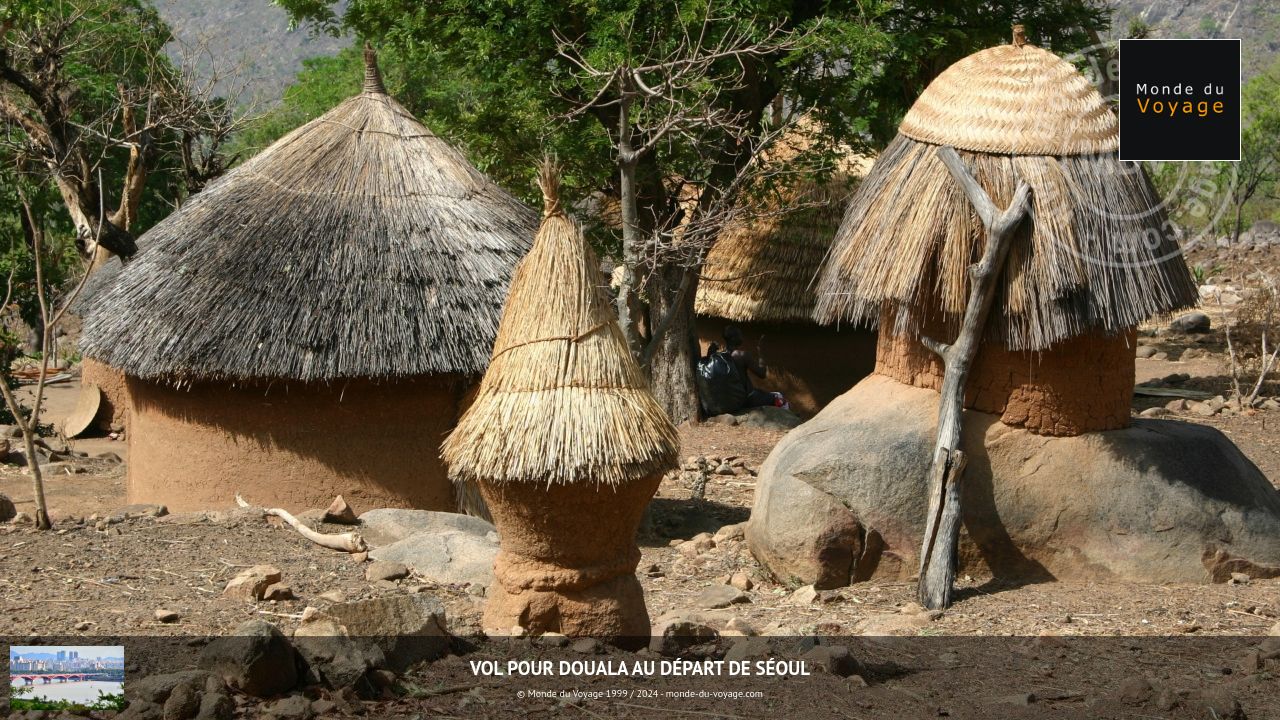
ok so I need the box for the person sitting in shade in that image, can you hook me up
[698,325,788,415]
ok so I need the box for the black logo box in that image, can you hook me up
[1119,38,1241,162]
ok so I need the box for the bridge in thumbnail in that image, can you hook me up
[9,672,120,685]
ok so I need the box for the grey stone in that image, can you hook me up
[293,615,384,691]
[322,593,449,672]
[264,694,315,720]
[802,644,861,677]
[364,561,410,583]
[0,492,14,522]
[707,413,738,426]
[649,614,718,656]
[747,375,1280,588]
[199,619,298,697]
[697,584,750,609]
[737,405,803,430]
[1169,311,1211,334]
[723,637,774,662]
[1139,407,1171,417]
[357,508,494,548]
[154,608,181,623]
[368,529,496,588]
[1135,345,1158,359]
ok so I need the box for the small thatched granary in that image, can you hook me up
[695,138,876,416]
[748,35,1280,588]
[443,165,678,644]
[813,37,1197,434]
[78,48,536,512]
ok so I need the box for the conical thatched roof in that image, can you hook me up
[695,129,872,324]
[79,47,537,382]
[442,165,679,486]
[814,38,1197,351]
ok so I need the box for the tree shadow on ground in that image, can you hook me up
[638,497,748,548]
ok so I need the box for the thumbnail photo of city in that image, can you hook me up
[8,646,125,712]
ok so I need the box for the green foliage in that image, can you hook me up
[267,0,1108,219]
[8,684,127,712]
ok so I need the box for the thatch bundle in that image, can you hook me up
[813,42,1197,351]
[79,47,536,382]
[696,127,872,324]
[443,165,679,487]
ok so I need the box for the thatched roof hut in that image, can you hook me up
[693,132,876,415]
[77,47,537,512]
[813,36,1198,436]
[814,41,1197,351]
[443,165,678,486]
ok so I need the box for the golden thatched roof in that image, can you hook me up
[814,41,1196,350]
[899,43,1118,156]
[695,132,872,324]
[442,165,679,486]
[79,48,537,382]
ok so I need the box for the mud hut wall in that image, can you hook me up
[125,375,465,512]
[81,357,131,432]
[696,318,876,416]
[874,317,1136,436]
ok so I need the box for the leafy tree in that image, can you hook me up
[273,0,1111,419]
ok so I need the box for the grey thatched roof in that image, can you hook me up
[80,50,537,383]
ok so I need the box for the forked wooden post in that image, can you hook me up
[917,146,1031,610]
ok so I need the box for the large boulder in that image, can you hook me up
[358,509,495,547]
[368,530,497,588]
[747,375,1280,587]
[198,619,298,697]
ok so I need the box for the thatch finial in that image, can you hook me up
[537,158,564,218]
[1012,24,1028,47]
[362,41,386,94]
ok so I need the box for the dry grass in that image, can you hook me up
[442,164,679,486]
[814,137,1198,351]
[80,50,537,382]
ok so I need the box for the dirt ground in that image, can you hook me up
[2,335,1280,717]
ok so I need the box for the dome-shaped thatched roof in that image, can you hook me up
[898,43,1118,156]
[696,127,872,324]
[442,165,679,486]
[79,48,536,383]
[814,36,1197,351]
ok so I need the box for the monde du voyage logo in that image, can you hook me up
[1119,38,1241,162]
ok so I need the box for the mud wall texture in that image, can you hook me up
[874,318,1137,436]
[696,318,876,416]
[126,375,467,513]
[81,358,131,432]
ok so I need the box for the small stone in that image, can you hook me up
[1191,401,1218,417]
[729,572,753,591]
[788,585,819,605]
[715,462,736,476]
[1165,399,1188,412]
[155,608,181,623]
[311,699,338,716]
[535,632,570,648]
[571,638,603,654]
[1269,621,1280,636]
[12,511,32,524]
[1135,345,1158,359]
[1139,407,1171,417]
[697,584,750,609]
[1113,676,1153,705]
[723,617,756,636]
[649,615,718,656]
[1229,572,1251,584]
[317,590,346,604]
[713,523,746,543]
[73,621,92,631]
[1169,311,1211,334]
[708,413,738,426]
[802,644,861,677]
[365,561,410,583]
[263,583,295,601]
[0,493,14,522]
[351,551,369,563]
[223,565,283,601]
[677,534,716,556]
[264,694,315,719]
[1262,398,1280,411]
[1152,351,1169,360]
[323,495,359,525]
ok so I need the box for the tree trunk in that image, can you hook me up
[917,147,1031,610]
[646,266,700,423]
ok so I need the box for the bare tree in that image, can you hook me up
[0,5,255,266]
[0,187,93,530]
[554,6,818,420]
